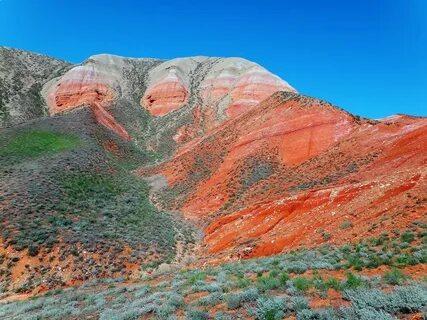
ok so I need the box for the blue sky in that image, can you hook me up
[0,0,426,118]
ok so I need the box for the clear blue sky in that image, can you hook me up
[0,0,426,118]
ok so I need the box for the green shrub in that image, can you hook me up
[257,274,280,291]
[27,244,39,257]
[252,297,284,320]
[186,309,210,320]
[383,268,407,285]
[187,271,207,285]
[371,233,389,247]
[400,231,415,244]
[395,253,418,267]
[296,308,336,320]
[198,292,223,306]
[279,272,289,286]
[325,277,342,291]
[290,296,309,312]
[340,220,353,229]
[321,231,331,241]
[293,277,312,292]
[365,254,382,269]
[346,255,364,271]
[235,274,251,288]
[226,288,259,309]
[344,272,364,289]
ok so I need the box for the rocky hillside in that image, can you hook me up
[0,47,71,127]
[143,93,426,264]
[0,48,425,317]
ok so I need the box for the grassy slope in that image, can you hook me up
[0,112,195,294]
[0,130,80,159]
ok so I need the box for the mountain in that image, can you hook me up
[0,47,425,319]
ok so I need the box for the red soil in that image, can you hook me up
[0,237,143,296]
[139,92,427,262]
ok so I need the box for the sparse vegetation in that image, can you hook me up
[1,223,425,317]
[0,122,196,294]
[340,219,353,229]
[1,233,426,319]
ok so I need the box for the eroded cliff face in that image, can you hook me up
[202,115,426,261]
[140,57,295,119]
[139,92,426,263]
[42,55,132,140]
[141,57,198,117]
[40,55,296,147]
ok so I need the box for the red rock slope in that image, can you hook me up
[140,92,426,263]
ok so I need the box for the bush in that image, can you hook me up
[339,306,394,320]
[383,268,407,285]
[198,292,223,306]
[286,261,308,274]
[257,274,280,292]
[343,272,364,289]
[293,277,312,292]
[343,288,389,310]
[325,277,342,291]
[134,286,150,299]
[226,288,259,309]
[100,308,144,320]
[296,308,336,320]
[279,272,289,286]
[214,311,233,320]
[166,292,184,308]
[156,303,176,319]
[400,231,415,243]
[343,284,427,315]
[340,220,353,229]
[252,297,284,320]
[290,296,309,312]
[186,310,210,320]
[391,285,427,313]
